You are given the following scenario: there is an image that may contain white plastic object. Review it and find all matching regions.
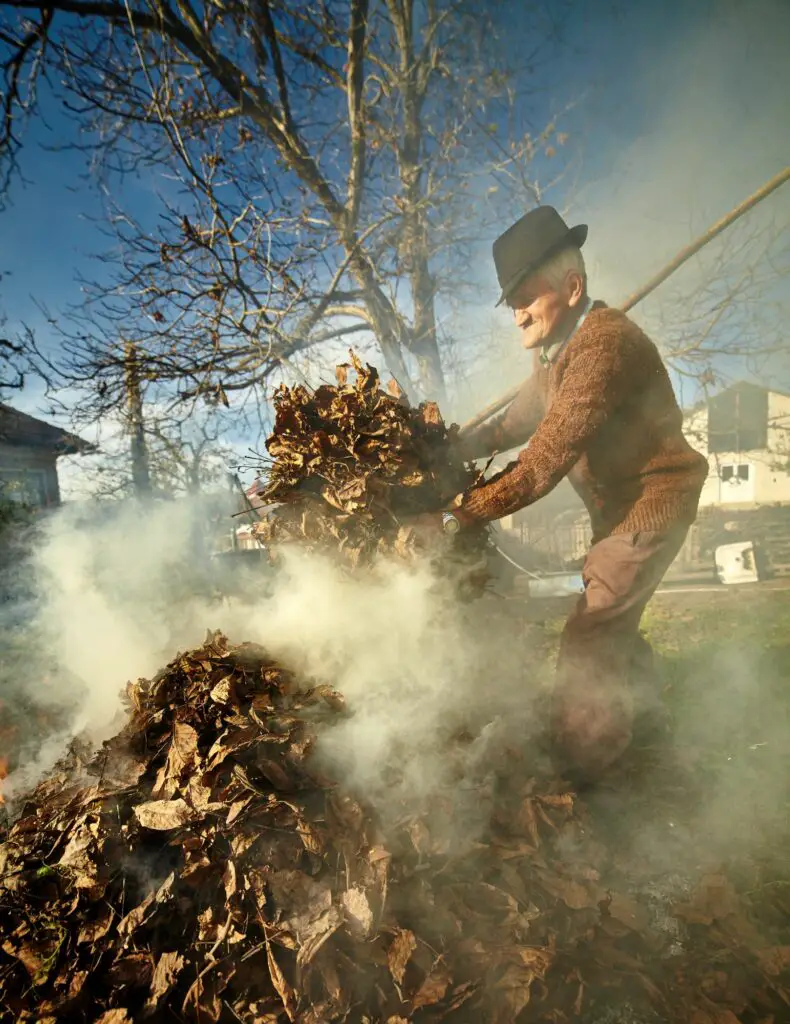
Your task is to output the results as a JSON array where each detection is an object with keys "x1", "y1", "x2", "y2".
[{"x1": 714, "y1": 541, "x2": 760, "y2": 585}]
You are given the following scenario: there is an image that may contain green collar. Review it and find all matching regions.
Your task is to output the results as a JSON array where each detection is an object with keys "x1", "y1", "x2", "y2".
[{"x1": 539, "y1": 297, "x2": 594, "y2": 367}]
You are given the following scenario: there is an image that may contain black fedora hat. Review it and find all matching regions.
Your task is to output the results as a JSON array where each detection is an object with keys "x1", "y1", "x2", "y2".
[{"x1": 493, "y1": 206, "x2": 587, "y2": 306}]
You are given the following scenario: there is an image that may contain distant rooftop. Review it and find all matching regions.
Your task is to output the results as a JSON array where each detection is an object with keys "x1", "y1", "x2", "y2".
[{"x1": 0, "y1": 402, "x2": 93, "y2": 456}]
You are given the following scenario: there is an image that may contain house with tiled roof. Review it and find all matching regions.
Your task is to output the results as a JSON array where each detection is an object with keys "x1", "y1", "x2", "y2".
[{"x1": 0, "y1": 402, "x2": 93, "y2": 507}]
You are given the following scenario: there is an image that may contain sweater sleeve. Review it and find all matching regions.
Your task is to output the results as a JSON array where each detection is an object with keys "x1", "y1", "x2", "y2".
[
  {"x1": 459, "y1": 368, "x2": 544, "y2": 461},
  {"x1": 461, "y1": 328, "x2": 635, "y2": 522}
]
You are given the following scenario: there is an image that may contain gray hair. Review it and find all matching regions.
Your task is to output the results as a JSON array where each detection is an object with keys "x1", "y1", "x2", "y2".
[{"x1": 539, "y1": 245, "x2": 587, "y2": 292}]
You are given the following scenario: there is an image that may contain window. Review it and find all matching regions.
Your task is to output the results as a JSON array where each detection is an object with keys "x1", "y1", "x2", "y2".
[
  {"x1": 0, "y1": 469, "x2": 50, "y2": 507},
  {"x1": 708, "y1": 385, "x2": 768, "y2": 453},
  {"x1": 720, "y1": 464, "x2": 750, "y2": 483}
]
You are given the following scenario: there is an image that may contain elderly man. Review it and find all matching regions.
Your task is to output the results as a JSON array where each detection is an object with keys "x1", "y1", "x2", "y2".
[{"x1": 438, "y1": 206, "x2": 709, "y2": 782}]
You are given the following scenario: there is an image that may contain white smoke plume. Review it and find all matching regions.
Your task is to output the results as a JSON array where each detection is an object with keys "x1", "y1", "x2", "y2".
[
  {"x1": 0, "y1": 496, "x2": 544, "y2": 828},
  {"x1": 0, "y1": 474, "x2": 788, "y2": 904}
]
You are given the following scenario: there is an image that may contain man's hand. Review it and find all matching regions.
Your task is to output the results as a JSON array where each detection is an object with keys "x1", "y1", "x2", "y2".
[
  {"x1": 456, "y1": 430, "x2": 482, "y2": 463},
  {"x1": 402, "y1": 509, "x2": 478, "y2": 548},
  {"x1": 403, "y1": 512, "x2": 445, "y2": 548}
]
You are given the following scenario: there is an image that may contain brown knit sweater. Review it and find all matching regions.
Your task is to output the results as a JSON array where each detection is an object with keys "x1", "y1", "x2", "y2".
[{"x1": 461, "y1": 303, "x2": 709, "y2": 540}]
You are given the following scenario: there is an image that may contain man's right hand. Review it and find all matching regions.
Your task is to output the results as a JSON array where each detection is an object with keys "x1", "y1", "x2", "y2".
[{"x1": 457, "y1": 428, "x2": 486, "y2": 462}]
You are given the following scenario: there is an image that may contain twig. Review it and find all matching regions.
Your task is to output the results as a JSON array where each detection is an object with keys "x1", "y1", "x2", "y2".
[{"x1": 181, "y1": 908, "x2": 233, "y2": 1014}]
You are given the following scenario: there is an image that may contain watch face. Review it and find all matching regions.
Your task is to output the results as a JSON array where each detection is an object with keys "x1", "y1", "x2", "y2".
[{"x1": 443, "y1": 514, "x2": 461, "y2": 534}]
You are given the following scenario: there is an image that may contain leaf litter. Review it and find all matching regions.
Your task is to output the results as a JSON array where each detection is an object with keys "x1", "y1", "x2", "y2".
[
  {"x1": 2, "y1": 357, "x2": 790, "y2": 1023},
  {"x1": 250, "y1": 352, "x2": 489, "y2": 594}
]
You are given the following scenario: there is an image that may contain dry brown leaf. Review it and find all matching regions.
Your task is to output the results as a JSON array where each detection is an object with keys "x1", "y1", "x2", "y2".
[
  {"x1": 516, "y1": 797, "x2": 541, "y2": 847},
  {"x1": 257, "y1": 758, "x2": 293, "y2": 791},
  {"x1": 183, "y1": 773, "x2": 218, "y2": 812},
  {"x1": 266, "y1": 940, "x2": 297, "y2": 1022},
  {"x1": 605, "y1": 892, "x2": 651, "y2": 933},
  {"x1": 223, "y1": 860, "x2": 238, "y2": 900},
  {"x1": 388, "y1": 928, "x2": 417, "y2": 986},
  {"x1": 490, "y1": 961, "x2": 537, "y2": 1022},
  {"x1": 117, "y1": 872, "x2": 175, "y2": 940},
  {"x1": 516, "y1": 947, "x2": 553, "y2": 974},
  {"x1": 145, "y1": 951, "x2": 185, "y2": 1011},
  {"x1": 67, "y1": 970, "x2": 89, "y2": 1000},
  {"x1": 77, "y1": 903, "x2": 113, "y2": 945},
  {"x1": 107, "y1": 951, "x2": 154, "y2": 987},
  {"x1": 266, "y1": 869, "x2": 341, "y2": 966},
  {"x1": 58, "y1": 821, "x2": 98, "y2": 875},
  {"x1": 2, "y1": 940, "x2": 43, "y2": 979},
  {"x1": 134, "y1": 798, "x2": 194, "y2": 831},
  {"x1": 342, "y1": 886, "x2": 373, "y2": 939},
  {"x1": 675, "y1": 873, "x2": 741, "y2": 926},
  {"x1": 758, "y1": 947, "x2": 790, "y2": 977},
  {"x1": 226, "y1": 797, "x2": 252, "y2": 826},
  {"x1": 153, "y1": 721, "x2": 199, "y2": 800},
  {"x1": 412, "y1": 960, "x2": 451, "y2": 1010},
  {"x1": 295, "y1": 909, "x2": 343, "y2": 969},
  {"x1": 537, "y1": 792, "x2": 574, "y2": 810},
  {"x1": 538, "y1": 870, "x2": 600, "y2": 911}
]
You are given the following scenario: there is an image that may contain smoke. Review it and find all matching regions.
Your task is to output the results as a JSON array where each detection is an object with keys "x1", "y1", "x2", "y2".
[
  {"x1": 0, "y1": 496, "x2": 228, "y2": 796},
  {"x1": 574, "y1": 0, "x2": 790, "y2": 355},
  {"x1": 0, "y1": 495, "x2": 545, "y2": 831},
  {"x1": 452, "y1": 0, "x2": 790, "y2": 421},
  {"x1": 228, "y1": 551, "x2": 546, "y2": 823},
  {"x1": 1, "y1": 474, "x2": 789, "y2": 927}
]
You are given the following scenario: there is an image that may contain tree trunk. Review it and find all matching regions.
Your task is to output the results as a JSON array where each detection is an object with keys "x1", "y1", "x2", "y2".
[
  {"x1": 390, "y1": 0, "x2": 446, "y2": 403},
  {"x1": 124, "y1": 341, "x2": 152, "y2": 498}
]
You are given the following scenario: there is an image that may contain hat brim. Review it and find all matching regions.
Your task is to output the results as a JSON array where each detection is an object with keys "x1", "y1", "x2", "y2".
[{"x1": 495, "y1": 223, "x2": 588, "y2": 307}]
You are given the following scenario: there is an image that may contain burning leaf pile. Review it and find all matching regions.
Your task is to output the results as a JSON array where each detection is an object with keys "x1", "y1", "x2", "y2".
[
  {"x1": 251, "y1": 353, "x2": 487, "y2": 580},
  {"x1": 3, "y1": 632, "x2": 790, "y2": 1023}
]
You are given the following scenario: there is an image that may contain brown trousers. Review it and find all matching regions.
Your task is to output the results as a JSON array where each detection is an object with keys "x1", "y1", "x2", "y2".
[{"x1": 550, "y1": 527, "x2": 688, "y2": 781}]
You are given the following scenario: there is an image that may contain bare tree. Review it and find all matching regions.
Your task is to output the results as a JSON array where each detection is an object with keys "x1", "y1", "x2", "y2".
[
  {"x1": 0, "y1": 333, "x2": 24, "y2": 394},
  {"x1": 649, "y1": 213, "x2": 790, "y2": 398},
  {"x1": 0, "y1": 282, "x2": 25, "y2": 393},
  {"x1": 64, "y1": 396, "x2": 239, "y2": 501},
  {"x1": 0, "y1": 0, "x2": 573, "y2": 410}
]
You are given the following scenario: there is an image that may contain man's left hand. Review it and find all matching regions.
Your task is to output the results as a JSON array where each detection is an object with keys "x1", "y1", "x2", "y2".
[{"x1": 403, "y1": 512, "x2": 445, "y2": 547}]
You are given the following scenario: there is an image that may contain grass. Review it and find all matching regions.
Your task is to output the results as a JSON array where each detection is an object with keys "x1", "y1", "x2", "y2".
[
  {"x1": 645, "y1": 586, "x2": 790, "y2": 762},
  {"x1": 584, "y1": 585, "x2": 790, "y2": 917},
  {"x1": 644, "y1": 584, "x2": 790, "y2": 659}
]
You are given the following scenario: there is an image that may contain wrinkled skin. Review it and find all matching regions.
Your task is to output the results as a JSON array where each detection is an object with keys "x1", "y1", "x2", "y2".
[{"x1": 506, "y1": 267, "x2": 585, "y2": 350}]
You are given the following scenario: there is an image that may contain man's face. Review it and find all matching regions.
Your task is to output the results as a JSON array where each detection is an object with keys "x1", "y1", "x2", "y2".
[{"x1": 507, "y1": 270, "x2": 582, "y2": 350}]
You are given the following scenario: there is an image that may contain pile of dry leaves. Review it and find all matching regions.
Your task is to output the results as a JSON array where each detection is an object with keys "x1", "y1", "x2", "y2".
[
  {"x1": 2, "y1": 631, "x2": 790, "y2": 1023},
  {"x1": 250, "y1": 353, "x2": 487, "y2": 584}
]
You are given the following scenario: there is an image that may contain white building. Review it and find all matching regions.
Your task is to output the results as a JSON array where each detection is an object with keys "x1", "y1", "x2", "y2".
[{"x1": 683, "y1": 382, "x2": 790, "y2": 508}]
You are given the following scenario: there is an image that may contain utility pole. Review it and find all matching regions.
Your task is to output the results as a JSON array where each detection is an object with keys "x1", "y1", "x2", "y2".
[{"x1": 124, "y1": 340, "x2": 152, "y2": 497}]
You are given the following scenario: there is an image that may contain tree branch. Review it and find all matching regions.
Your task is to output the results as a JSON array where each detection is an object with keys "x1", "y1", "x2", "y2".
[
  {"x1": 255, "y1": 0, "x2": 293, "y2": 134},
  {"x1": 345, "y1": 0, "x2": 368, "y2": 228}
]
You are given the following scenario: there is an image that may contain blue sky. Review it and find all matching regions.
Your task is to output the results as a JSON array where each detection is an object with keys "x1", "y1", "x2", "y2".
[
  {"x1": 1, "y1": 0, "x2": 787, "y2": 471},
  {"x1": 0, "y1": 0, "x2": 713, "y2": 329}
]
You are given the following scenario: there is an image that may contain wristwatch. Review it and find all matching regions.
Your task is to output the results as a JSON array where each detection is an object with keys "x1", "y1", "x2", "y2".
[{"x1": 441, "y1": 511, "x2": 462, "y2": 535}]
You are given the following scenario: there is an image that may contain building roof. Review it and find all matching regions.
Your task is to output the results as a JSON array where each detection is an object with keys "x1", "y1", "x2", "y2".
[
  {"x1": 683, "y1": 380, "x2": 790, "y2": 417},
  {"x1": 0, "y1": 402, "x2": 94, "y2": 456}
]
